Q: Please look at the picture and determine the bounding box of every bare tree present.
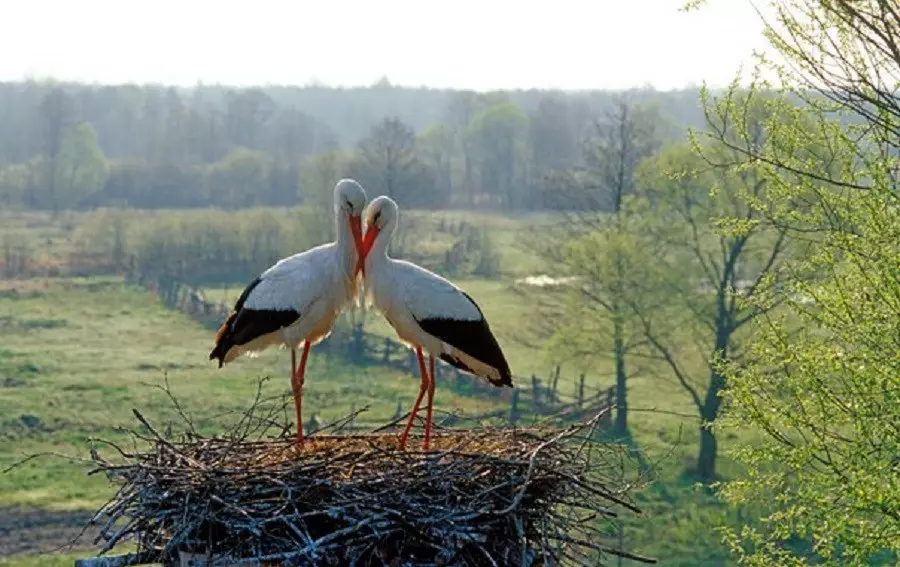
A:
[699,0,899,198]
[299,149,349,245]
[37,87,73,214]
[465,101,528,210]
[532,97,662,434]
[530,95,579,170]
[443,91,480,206]
[418,124,455,202]
[354,117,418,201]
[224,88,275,149]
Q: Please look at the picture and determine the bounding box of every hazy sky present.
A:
[0,0,771,90]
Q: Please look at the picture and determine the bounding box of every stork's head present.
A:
[334,179,368,269]
[355,196,399,276]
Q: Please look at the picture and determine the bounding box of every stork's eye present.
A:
[373,211,382,224]
[345,199,353,210]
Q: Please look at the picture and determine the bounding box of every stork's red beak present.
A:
[354,225,380,276]
[349,214,364,275]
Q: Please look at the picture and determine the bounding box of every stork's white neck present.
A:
[334,207,356,276]
[364,219,396,274]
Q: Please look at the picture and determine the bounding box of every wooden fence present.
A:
[130,271,616,429]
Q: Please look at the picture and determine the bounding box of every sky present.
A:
[0,0,772,91]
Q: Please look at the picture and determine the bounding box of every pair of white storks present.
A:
[209,180,512,449]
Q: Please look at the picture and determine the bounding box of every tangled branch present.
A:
[84,402,655,566]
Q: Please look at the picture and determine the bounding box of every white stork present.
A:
[357,196,513,450]
[209,179,369,445]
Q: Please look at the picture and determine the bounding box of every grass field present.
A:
[0,207,742,566]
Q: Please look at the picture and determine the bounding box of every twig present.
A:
[73,389,653,566]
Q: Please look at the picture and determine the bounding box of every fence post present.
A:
[531,375,541,408]
[602,386,615,429]
[351,323,364,364]
[170,279,181,307]
[170,279,182,308]
[305,413,321,436]
[578,373,586,408]
[509,389,520,424]
[551,365,560,401]
[382,338,392,364]
[157,276,167,304]
[162,277,172,306]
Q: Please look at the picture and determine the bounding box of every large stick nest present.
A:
[88,403,653,566]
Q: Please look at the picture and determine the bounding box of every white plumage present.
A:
[364,258,483,354]
[358,196,512,450]
[210,179,369,445]
[222,243,356,363]
[242,246,340,313]
[369,260,483,322]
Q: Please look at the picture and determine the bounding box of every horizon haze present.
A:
[1,0,771,90]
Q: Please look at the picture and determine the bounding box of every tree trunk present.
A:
[613,316,628,433]
[49,157,59,217]
[695,327,729,481]
[697,424,717,481]
[465,146,478,207]
[611,208,628,434]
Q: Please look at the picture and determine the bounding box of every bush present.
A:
[441,224,500,278]
[72,208,325,283]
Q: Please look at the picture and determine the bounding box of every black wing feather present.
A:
[209,277,301,367]
[417,292,512,387]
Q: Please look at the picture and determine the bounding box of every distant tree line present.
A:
[0,82,706,212]
[65,206,500,286]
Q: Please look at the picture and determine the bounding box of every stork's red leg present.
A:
[290,347,297,441]
[423,355,436,450]
[291,342,311,447]
[399,347,429,450]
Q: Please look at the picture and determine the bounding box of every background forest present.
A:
[0,81,701,211]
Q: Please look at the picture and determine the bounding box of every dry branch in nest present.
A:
[85,390,655,566]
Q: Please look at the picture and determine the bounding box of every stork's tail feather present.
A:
[209,314,237,368]
[494,372,514,388]
[215,310,241,341]
[441,345,513,388]
[209,342,229,368]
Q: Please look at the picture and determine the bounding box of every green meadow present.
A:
[2,208,736,566]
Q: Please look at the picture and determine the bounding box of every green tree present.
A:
[543,206,669,431]
[538,97,663,434]
[0,162,30,207]
[205,148,271,208]
[442,91,480,205]
[418,124,454,202]
[635,131,791,482]
[56,122,109,208]
[298,149,350,245]
[37,86,73,213]
[300,149,349,210]
[686,0,900,563]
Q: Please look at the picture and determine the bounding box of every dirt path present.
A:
[0,507,98,558]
